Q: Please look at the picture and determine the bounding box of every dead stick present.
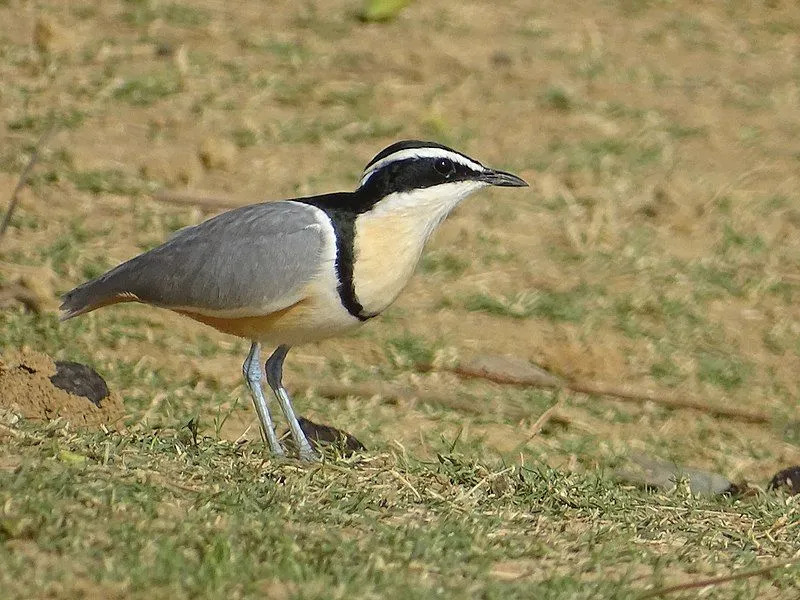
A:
[527,397,563,438]
[0,123,56,242]
[151,190,243,210]
[638,560,796,598]
[438,359,770,424]
[569,380,769,423]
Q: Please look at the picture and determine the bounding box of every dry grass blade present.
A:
[526,396,564,438]
[568,380,770,424]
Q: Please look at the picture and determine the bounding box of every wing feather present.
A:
[61,201,327,319]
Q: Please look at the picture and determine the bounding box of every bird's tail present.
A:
[59,264,137,320]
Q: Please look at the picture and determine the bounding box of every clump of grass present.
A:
[666,121,707,139]
[68,169,145,196]
[540,86,573,111]
[113,72,181,106]
[420,250,469,276]
[697,352,751,391]
[230,127,259,148]
[650,355,686,387]
[386,333,436,368]
[719,223,766,256]
[464,289,586,322]
[690,263,746,299]
[161,2,210,27]
[121,1,210,28]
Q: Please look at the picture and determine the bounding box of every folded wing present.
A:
[60,201,327,319]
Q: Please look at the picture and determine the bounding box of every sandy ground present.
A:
[1,0,799,481]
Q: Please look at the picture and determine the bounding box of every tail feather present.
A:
[59,279,109,320]
[59,264,138,320]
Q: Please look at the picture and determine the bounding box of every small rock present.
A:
[615,453,738,496]
[459,354,563,387]
[0,351,124,429]
[198,138,237,171]
[768,466,800,495]
[284,417,366,456]
[50,361,110,408]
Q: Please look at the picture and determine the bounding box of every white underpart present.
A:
[352,180,489,316]
[359,148,486,187]
[368,180,488,228]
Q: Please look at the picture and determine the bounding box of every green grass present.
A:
[229,127,259,148]
[121,1,210,28]
[1,426,798,600]
[113,73,182,106]
[539,86,574,112]
[385,333,437,368]
[464,289,587,322]
[68,168,146,196]
[420,250,469,277]
[697,352,751,391]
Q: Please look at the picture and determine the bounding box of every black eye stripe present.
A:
[359,156,481,198]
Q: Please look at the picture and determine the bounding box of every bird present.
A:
[60,140,528,460]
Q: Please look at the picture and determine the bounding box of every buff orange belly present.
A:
[175,296,361,346]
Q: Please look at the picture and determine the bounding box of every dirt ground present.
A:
[2,0,800,512]
[0,349,124,428]
[3,1,800,597]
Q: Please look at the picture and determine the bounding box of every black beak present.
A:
[481,168,528,187]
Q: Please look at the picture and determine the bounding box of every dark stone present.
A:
[615,453,737,496]
[768,466,800,495]
[297,417,366,455]
[49,361,110,407]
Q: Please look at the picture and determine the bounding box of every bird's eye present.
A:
[434,158,455,177]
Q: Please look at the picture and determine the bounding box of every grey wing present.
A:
[61,201,327,318]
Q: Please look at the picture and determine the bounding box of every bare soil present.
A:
[0,350,125,429]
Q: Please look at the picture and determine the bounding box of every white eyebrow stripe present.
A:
[359,148,486,186]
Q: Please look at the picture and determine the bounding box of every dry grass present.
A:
[2,0,800,598]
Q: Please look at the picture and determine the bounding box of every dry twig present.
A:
[0,123,56,243]
[151,190,243,210]
[638,560,796,598]
[293,351,770,428]
[444,355,770,424]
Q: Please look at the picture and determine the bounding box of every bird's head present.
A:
[355,140,527,216]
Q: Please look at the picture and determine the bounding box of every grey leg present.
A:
[242,342,285,456]
[265,345,317,461]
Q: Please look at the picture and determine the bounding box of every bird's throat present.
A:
[350,188,469,316]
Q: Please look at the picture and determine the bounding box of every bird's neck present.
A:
[298,184,484,320]
[348,184,481,316]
